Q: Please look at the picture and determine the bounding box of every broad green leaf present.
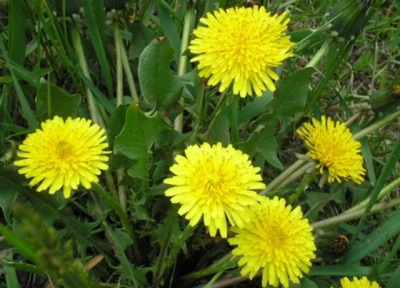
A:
[138,38,183,109]
[238,116,282,169]
[256,118,283,170]
[206,103,230,145]
[156,2,181,63]
[237,91,274,124]
[272,68,313,117]
[107,105,127,148]
[128,22,156,59]
[114,103,168,159]
[36,80,81,122]
[0,166,21,225]
[127,158,148,180]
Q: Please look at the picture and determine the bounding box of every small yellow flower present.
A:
[14,116,110,198]
[164,143,265,238]
[339,276,381,288]
[296,116,365,183]
[189,6,294,97]
[228,196,316,288]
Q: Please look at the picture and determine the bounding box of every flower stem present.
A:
[113,23,129,213]
[311,197,400,230]
[344,177,400,215]
[114,24,139,102]
[114,23,123,107]
[70,26,104,128]
[260,158,314,195]
[353,109,400,140]
[178,8,193,77]
[305,39,331,68]
[230,96,239,144]
[183,253,238,282]
[208,275,251,288]
[174,8,193,133]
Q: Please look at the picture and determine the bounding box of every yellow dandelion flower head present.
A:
[164,142,266,238]
[228,196,316,288]
[340,276,381,288]
[14,116,110,198]
[296,116,365,184]
[189,6,294,97]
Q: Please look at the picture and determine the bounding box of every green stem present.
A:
[105,171,118,198]
[121,42,139,102]
[114,24,123,107]
[115,24,139,102]
[304,40,353,115]
[291,17,336,52]
[178,8,193,76]
[71,26,104,127]
[113,23,129,213]
[353,109,400,140]
[344,177,400,215]
[91,183,140,262]
[208,275,250,288]
[305,39,331,68]
[311,197,400,230]
[183,253,238,281]
[174,8,193,133]
[229,96,239,144]
[260,158,312,195]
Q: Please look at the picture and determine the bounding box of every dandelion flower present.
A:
[189,6,294,97]
[339,276,381,288]
[296,116,365,183]
[14,116,110,198]
[228,196,316,288]
[164,143,265,238]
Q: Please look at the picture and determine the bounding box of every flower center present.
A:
[266,223,288,248]
[55,141,75,161]
[202,174,226,195]
[317,141,345,168]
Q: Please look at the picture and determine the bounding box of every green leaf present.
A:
[206,103,231,145]
[114,103,168,159]
[114,103,168,182]
[272,68,313,117]
[128,22,156,59]
[156,2,181,63]
[0,166,21,225]
[256,119,283,170]
[138,38,183,109]
[237,91,274,124]
[107,105,128,148]
[36,80,82,122]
